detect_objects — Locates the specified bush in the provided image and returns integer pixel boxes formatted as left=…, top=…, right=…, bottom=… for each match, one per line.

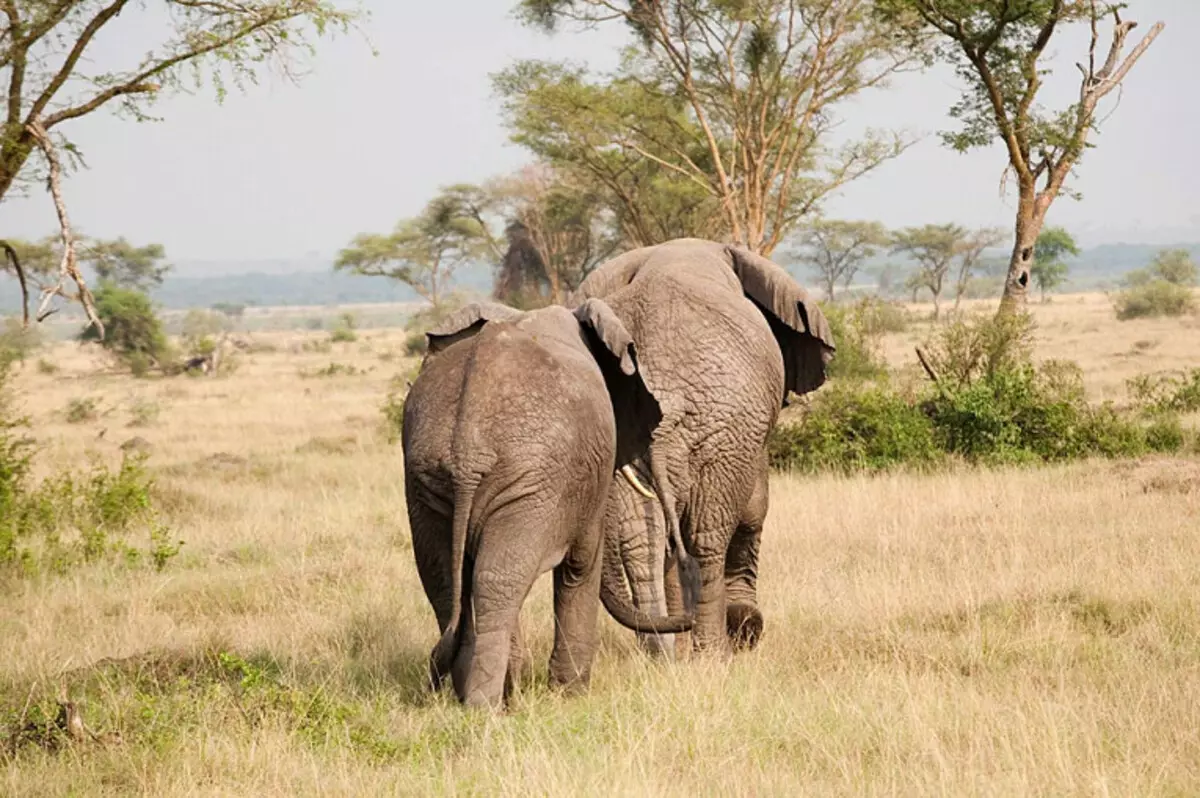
left=1113, top=280, right=1196, bottom=320
left=404, top=330, right=428, bottom=356
left=65, top=396, right=101, bottom=424
left=768, top=384, right=940, bottom=474
left=80, top=283, right=172, bottom=374
left=769, top=312, right=1189, bottom=474
left=820, top=299, right=891, bottom=382
left=0, top=317, right=43, bottom=363
left=1113, top=251, right=1198, bottom=320
left=1127, top=369, right=1200, bottom=415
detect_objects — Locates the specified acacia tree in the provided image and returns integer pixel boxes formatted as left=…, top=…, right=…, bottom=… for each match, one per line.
left=1031, top=226, right=1079, bottom=300
left=494, top=62, right=726, bottom=248
left=1, top=0, right=360, bottom=333
left=489, top=165, right=621, bottom=305
left=514, top=0, right=919, bottom=255
left=952, top=226, right=1004, bottom=311
left=877, top=0, right=1164, bottom=315
left=336, top=187, right=496, bottom=312
left=792, top=219, right=889, bottom=301
left=893, top=223, right=965, bottom=320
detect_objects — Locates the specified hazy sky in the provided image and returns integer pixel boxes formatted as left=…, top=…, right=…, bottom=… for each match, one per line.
left=2, top=1, right=1197, bottom=270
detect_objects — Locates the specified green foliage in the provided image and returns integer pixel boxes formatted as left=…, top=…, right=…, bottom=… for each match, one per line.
left=329, top=312, right=358, bottom=343
left=1127, top=369, right=1200, bottom=416
left=0, top=385, right=180, bottom=579
left=820, top=300, right=890, bottom=382
left=506, top=1, right=914, bottom=252
left=83, top=238, right=171, bottom=291
left=336, top=187, right=497, bottom=309
left=80, top=284, right=171, bottom=375
left=1148, top=249, right=1199, bottom=287
left=770, top=311, right=1187, bottom=474
left=1031, top=226, right=1078, bottom=299
left=1113, top=279, right=1196, bottom=321
left=920, top=310, right=1035, bottom=389
left=768, top=384, right=941, bottom=474
left=181, top=309, right=230, bottom=358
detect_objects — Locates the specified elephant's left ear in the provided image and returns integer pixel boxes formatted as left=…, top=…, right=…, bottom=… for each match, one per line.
left=426, top=302, right=523, bottom=355
left=574, top=297, right=663, bottom=467
left=726, top=245, right=837, bottom=401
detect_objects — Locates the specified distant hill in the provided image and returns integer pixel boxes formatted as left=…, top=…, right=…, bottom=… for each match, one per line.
left=3, top=243, right=1197, bottom=315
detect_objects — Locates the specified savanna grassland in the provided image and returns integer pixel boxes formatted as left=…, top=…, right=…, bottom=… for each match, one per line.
left=4, top=293, right=1200, bottom=796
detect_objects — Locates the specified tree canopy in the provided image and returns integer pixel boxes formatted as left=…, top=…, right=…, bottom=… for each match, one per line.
left=1031, top=226, right=1079, bottom=300
left=336, top=186, right=497, bottom=310
left=792, top=220, right=890, bottom=302
left=1, top=0, right=360, bottom=331
left=509, top=0, right=918, bottom=255
left=876, top=0, right=1164, bottom=314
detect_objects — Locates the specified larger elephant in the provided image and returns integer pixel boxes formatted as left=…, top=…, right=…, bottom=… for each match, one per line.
left=572, top=238, right=835, bottom=657
left=402, top=300, right=693, bottom=709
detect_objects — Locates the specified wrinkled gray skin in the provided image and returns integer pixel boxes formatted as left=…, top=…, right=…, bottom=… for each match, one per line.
left=573, top=239, right=835, bottom=658
left=402, top=300, right=693, bottom=709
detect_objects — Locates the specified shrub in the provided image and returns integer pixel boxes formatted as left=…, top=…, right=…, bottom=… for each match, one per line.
left=80, top=283, right=172, bottom=374
left=820, top=301, right=889, bottom=382
left=1127, top=369, right=1200, bottom=415
left=0, top=359, right=179, bottom=577
left=0, top=317, right=43, bottom=363
left=920, top=310, right=1035, bottom=389
left=768, top=384, right=941, bottom=474
left=404, top=330, right=428, bottom=356
left=1113, top=280, right=1196, bottom=320
left=65, top=396, right=101, bottom=424
left=769, top=312, right=1188, bottom=475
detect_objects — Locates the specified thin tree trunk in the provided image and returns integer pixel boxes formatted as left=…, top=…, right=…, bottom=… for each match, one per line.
left=999, top=188, right=1049, bottom=317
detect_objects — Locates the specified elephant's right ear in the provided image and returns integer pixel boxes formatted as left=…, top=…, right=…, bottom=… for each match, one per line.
left=425, top=302, right=523, bottom=355
left=725, top=245, right=837, bottom=402
left=573, top=298, right=663, bottom=468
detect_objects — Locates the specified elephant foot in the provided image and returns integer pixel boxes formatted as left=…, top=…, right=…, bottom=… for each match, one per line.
left=726, top=601, right=764, bottom=652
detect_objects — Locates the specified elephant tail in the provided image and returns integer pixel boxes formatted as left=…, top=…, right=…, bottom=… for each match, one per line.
left=600, top=517, right=694, bottom=634
left=646, top=447, right=701, bottom=615
left=429, top=472, right=478, bottom=689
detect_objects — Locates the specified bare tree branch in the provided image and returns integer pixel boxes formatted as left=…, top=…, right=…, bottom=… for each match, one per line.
left=25, top=119, right=103, bottom=337
left=0, top=239, right=29, bottom=326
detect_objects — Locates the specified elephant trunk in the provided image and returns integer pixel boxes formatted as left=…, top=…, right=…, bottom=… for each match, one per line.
left=599, top=518, right=694, bottom=634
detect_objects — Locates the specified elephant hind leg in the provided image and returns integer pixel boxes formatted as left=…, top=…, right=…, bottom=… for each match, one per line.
left=725, top=462, right=768, bottom=652
left=548, top=527, right=603, bottom=694
left=456, top=523, right=543, bottom=709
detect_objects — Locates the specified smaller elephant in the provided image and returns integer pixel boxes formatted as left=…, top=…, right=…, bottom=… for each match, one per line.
left=402, top=300, right=694, bottom=709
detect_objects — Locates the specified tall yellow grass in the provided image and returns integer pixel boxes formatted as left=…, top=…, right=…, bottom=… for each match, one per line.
left=2, top=295, right=1199, bottom=796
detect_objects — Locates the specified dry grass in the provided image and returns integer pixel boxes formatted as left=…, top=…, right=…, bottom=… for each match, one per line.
left=3, top=297, right=1200, bottom=796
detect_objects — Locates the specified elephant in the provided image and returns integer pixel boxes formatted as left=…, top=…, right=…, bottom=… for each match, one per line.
left=401, top=299, right=695, bottom=709
left=571, top=238, right=835, bottom=658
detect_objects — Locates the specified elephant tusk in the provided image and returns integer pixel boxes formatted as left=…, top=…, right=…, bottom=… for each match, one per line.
left=620, top=464, right=656, bottom=499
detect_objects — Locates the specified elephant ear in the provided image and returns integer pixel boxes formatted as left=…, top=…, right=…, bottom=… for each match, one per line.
left=573, top=298, right=663, bottom=468
left=725, top=245, right=836, bottom=402
left=425, top=302, right=523, bottom=355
